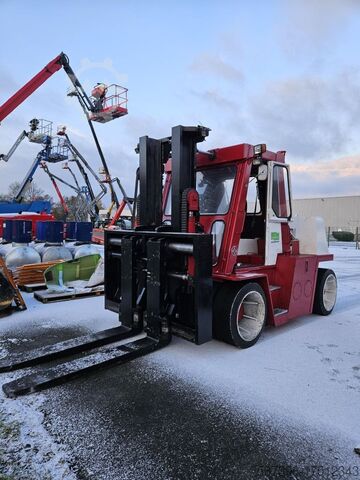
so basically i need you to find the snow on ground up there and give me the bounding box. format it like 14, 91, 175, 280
0, 243, 359, 479
0, 294, 118, 479
150, 244, 360, 441
0, 389, 77, 479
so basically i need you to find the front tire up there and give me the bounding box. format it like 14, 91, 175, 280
213, 282, 267, 348
313, 268, 337, 315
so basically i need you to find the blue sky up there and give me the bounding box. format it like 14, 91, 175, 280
1, 0, 360, 204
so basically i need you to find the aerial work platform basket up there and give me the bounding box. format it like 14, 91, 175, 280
89, 84, 128, 123
27, 118, 52, 144
48, 138, 69, 162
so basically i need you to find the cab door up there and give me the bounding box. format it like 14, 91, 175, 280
265, 162, 292, 265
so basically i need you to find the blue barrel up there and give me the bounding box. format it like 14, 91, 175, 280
12, 220, 32, 243
65, 222, 77, 241
44, 221, 64, 243
75, 222, 92, 242
3, 220, 13, 242
36, 221, 46, 242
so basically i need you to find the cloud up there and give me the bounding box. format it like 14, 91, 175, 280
292, 170, 360, 198
292, 154, 360, 178
279, 0, 360, 56
190, 89, 239, 112
290, 154, 360, 197
0, 68, 18, 98
218, 31, 243, 56
68, 57, 128, 95
243, 68, 360, 160
189, 53, 243, 83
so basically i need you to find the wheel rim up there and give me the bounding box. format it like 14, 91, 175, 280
323, 274, 337, 311
236, 291, 266, 342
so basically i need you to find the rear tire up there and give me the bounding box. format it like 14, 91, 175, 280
213, 282, 267, 348
312, 268, 337, 315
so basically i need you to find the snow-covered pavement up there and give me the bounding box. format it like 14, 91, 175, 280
0, 243, 359, 479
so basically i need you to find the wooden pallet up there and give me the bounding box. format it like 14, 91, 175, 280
34, 285, 104, 304
19, 283, 46, 293
0, 257, 26, 311
13, 260, 63, 286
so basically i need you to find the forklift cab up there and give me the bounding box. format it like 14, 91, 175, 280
164, 146, 293, 271
240, 159, 292, 266
164, 165, 236, 217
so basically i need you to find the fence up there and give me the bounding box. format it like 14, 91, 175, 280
326, 226, 360, 250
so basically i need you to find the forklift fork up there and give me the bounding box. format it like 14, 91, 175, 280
2, 335, 166, 398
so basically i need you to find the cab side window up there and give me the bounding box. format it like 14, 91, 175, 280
272, 166, 291, 219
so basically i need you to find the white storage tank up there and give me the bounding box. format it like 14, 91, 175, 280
62, 241, 77, 257
42, 246, 73, 262
74, 244, 99, 259
4, 220, 41, 269
5, 245, 41, 269
0, 243, 13, 258
34, 243, 46, 257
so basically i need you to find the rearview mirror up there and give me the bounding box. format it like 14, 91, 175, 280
258, 164, 268, 181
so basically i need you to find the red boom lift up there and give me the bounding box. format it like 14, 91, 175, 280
0, 53, 127, 124
0, 53, 132, 220
0, 126, 337, 397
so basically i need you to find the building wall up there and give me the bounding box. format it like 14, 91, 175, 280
292, 196, 360, 232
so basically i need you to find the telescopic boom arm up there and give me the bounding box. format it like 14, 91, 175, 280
14, 151, 47, 203
0, 130, 28, 162
0, 54, 62, 123
0, 53, 94, 123
41, 163, 70, 216
64, 133, 107, 222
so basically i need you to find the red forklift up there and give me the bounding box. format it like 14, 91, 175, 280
0, 125, 337, 397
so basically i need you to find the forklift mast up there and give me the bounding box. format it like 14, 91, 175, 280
106, 126, 214, 345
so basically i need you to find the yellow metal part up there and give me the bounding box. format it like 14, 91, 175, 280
107, 201, 115, 218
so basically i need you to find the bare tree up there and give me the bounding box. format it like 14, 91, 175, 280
52, 195, 89, 221
0, 181, 52, 202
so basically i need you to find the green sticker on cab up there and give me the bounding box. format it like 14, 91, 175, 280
271, 232, 280, 242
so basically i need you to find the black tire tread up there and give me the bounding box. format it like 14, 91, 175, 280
312, 268, 337, 316
213, 282, 267, 348
213, 283, 238, 345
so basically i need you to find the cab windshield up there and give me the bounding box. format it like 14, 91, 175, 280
165, 165, 236, 216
